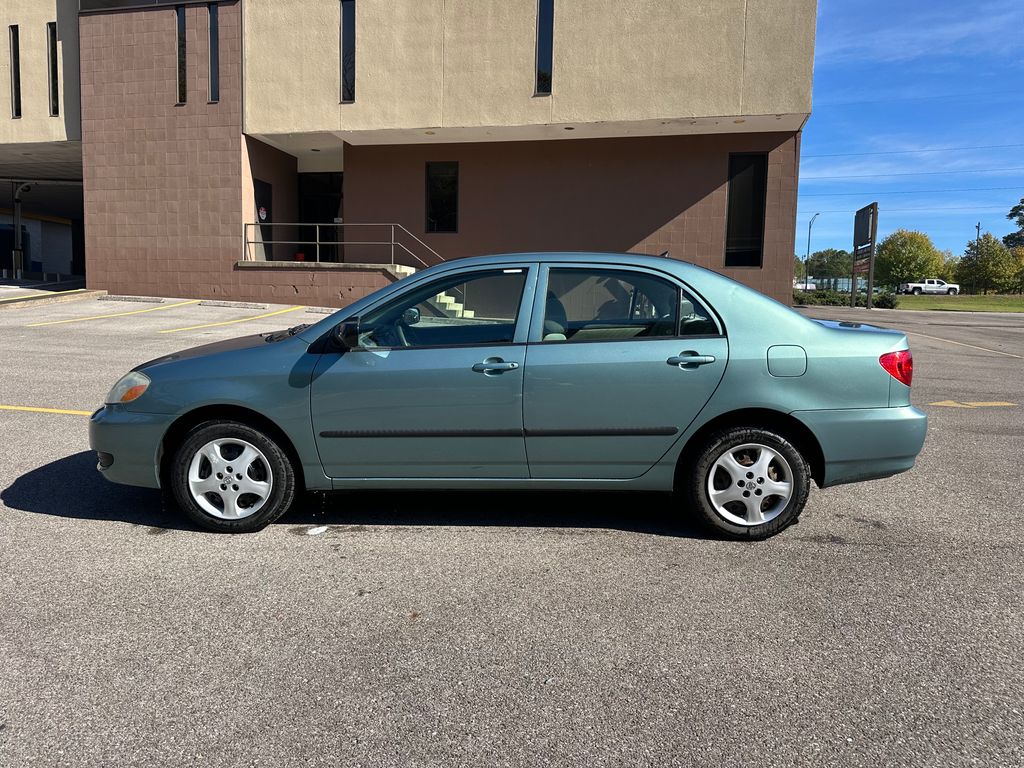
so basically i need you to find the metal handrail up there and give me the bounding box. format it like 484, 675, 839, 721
242, 222, 443, 268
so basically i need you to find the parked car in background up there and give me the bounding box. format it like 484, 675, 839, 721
90, 253, 927, 540
899, 278, 959, 295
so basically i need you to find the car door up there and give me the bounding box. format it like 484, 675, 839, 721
310, 264, 537, 479
522, 264, 728, 479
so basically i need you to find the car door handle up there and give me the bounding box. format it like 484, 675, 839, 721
472, 358, 520, 374
667, 353, 716, 368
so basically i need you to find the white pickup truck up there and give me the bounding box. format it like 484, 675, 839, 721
899, 278, 960, 295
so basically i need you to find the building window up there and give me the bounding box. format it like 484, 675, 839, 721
46, 22, 59, 117
535, 0, 554, 95
8, 26, 21, 119
340, 0, 355, 103
724, 153, 768, 267
207, 4, 219, 102
175, 6, 186, 104
425, 162, 458, 234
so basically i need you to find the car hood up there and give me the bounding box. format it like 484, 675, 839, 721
133, 332, 274, 371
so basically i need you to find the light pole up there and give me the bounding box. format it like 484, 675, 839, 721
804, 213, 820, 290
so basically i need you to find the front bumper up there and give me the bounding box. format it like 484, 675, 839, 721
88, 405, 174, 489
792, 405, 928, 488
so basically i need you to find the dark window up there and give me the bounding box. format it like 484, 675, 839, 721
340, 0, 355, 102
8, 26, 21, 119
359, 269, 528, 349
542, 269, 683, 342
535, 0, 554, 95
425, 161, 458, 233
47, 22, 59, 117
207, 4, 219, 102
724, 153, 768, 267
175, 6, 186, 104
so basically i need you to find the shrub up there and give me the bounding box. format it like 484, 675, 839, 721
794, 290, 899, 309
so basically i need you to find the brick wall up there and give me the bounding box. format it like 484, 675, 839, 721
343, 132, 800, 304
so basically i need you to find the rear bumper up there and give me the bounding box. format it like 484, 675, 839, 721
88, 405, 173, 489
792, 406, 927, 488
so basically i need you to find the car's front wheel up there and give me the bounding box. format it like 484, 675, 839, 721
687, 427, 810, 540
947, 288, 958, 295
169, 421, 297, 532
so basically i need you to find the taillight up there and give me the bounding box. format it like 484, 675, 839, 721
880, 349, 913, 387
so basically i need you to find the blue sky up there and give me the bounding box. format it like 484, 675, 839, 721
798, 0, 1024, 255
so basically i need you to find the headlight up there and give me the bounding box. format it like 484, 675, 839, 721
105, 371, 151, 404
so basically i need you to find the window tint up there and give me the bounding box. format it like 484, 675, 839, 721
207, 4, 219, 102
535, 0, 554, 95
724, 153, 768, 267
541, 269, 675, 342
9, 26, 21, 119
340, 0, 355, 102
425, 161, 458, 233
47, 22, 59, 116
175, 7, 186, 104
358, 269, 526, 349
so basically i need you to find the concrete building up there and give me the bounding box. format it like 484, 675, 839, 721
2, 0, 816, 305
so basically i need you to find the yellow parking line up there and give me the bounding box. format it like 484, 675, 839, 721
27, 299, 200, 327
160, 304, 306, 333
906, 330, 1023, 359
0, 404, 92, 416
0, 288, 86, 303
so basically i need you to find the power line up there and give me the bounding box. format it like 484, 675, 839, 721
802, 186, 1021, 197
803, 167, 1024, 180
803, 143, 1024, 159
814, 89, 1019, 108
798, 206, 1009, 214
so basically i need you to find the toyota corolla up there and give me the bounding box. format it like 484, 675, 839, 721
90, 253, 927, 539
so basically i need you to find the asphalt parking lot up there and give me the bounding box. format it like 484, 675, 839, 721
1, 294, 1022, 767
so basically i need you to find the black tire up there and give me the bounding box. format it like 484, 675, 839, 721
169, 420, 297, 533
947, 288, 957, 295
912, 287, 922, 295
685, 426, 811, 540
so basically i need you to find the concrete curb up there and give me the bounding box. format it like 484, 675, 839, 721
0, 289, 107, 311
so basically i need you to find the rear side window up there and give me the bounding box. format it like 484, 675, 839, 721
540, 268, 718, 342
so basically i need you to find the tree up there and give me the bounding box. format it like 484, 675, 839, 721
956, 233, 1015, 294
937, 251, 959, 283
1004, 197, 1024, 249
806, 248, 853, 279
1008, 246, 1024, 295
874, 230, 943, 289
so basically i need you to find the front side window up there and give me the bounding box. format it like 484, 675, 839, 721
541, 268, 717, 342
358, 269, 527, 349
724, 153, 768, 267
425, 161, 458, 233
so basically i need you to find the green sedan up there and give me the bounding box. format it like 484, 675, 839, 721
90, 253, 927, 539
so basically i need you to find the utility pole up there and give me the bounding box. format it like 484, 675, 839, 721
804, 213, 820, 290
976, 222, 981, 253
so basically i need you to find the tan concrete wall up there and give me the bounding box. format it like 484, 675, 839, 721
342, 132, 800, 304
0, 0, 81, 143
244, 0, 815, 136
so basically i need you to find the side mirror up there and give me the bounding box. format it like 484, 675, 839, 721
401, 306, 421, 326
333, 318, 360, 349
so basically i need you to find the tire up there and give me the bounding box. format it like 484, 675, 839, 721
912, 288, 922, 295
947, 288, 958, 295
169, 420, 297, 533
686, 427, 811, 540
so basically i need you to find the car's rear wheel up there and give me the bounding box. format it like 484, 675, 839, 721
170, 421, 296, 533
912, 287, 922, 295
687, 427, 810, 540
947, 288, 958, 295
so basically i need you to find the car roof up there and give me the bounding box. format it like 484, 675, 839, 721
429, 251, 705, 277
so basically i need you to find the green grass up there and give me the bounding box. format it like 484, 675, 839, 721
896, 294, 1024, 312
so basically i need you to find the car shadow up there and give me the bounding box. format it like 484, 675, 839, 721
2, 452, 713, 539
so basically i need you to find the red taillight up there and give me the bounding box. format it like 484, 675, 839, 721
880, 349, 913, 387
